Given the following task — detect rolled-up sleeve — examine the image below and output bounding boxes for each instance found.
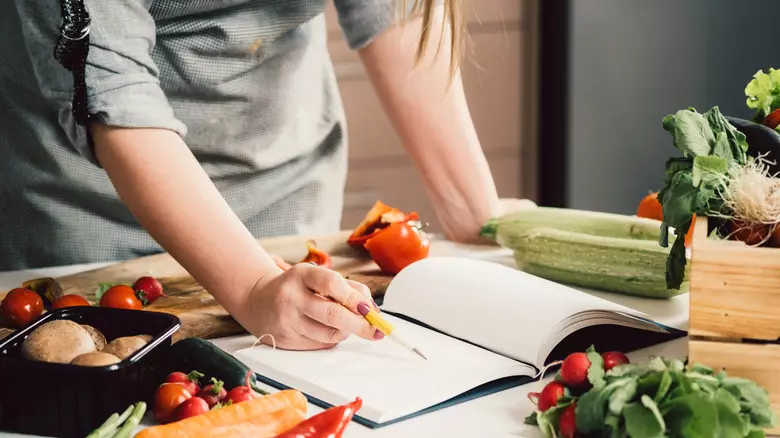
[331,0,396,50]
[16,0,186,166]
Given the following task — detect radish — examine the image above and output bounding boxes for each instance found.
[172,397,210,421]
[225,371,260,404]
[537,381,566,412]
[166,371,204,396]
[559,403,577,438]
[601,351,630,371]
[133,276,165,304]
[198,378,228,408]
[560,352,591,388]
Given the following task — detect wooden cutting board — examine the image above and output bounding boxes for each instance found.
[1,231,399,341]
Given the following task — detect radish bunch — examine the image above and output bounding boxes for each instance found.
[527,346,629,438]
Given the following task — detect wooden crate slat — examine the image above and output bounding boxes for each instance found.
[689,339,780,435]
[689,216,780,340]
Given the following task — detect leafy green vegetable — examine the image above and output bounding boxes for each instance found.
[745,68,780,123]
[586,345,606,389]
[658,106,750,289]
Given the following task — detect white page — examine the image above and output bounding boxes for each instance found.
[380,257,646,366]
[233,313,533,424]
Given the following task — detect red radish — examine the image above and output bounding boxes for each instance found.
[537,381,566,412]
[226,371,259,404]
[559,403,578,438]
[197,378,228,408]
[166,371,203,396]
[560,352,591,388]
[133,276,165,304]
[601,351,630,371]
[172,397,210,421]
[764,108,780,129]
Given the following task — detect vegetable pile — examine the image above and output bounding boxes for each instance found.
[657,69,780,290]
[20,319,151,366]
[86,402,147,438]
[96,275,166,309]
[526,347,777,438]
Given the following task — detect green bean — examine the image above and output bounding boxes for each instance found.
[111,402,147,438]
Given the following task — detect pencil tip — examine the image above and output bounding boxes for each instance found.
[414,348,428,360]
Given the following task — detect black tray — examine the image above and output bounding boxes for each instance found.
[0,306,180,438]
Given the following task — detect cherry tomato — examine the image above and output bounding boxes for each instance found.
[51,294,91,310]
[99,285,143,310]
[764,108,780,129]
[165,371,202,396]
[537,381,566,412]
[1,288,44,328]
[153,383,192,423]
[601,351,630,371]
[172,397,209,421]
[364,222,430,275]
[132,276,165,304]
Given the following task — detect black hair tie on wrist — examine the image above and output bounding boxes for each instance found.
[54,0,92,126]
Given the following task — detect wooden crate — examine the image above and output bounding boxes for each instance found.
[688,216,780,435]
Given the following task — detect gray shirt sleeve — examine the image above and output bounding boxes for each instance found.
[15,0,187,166]
[331,0,396,50]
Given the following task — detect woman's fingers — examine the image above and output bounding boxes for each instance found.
[299,293,379,341]
[295,263,372,315]
[345,279,379,311]
[294,316,350,346]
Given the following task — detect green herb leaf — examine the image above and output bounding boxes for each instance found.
[665,234,688,290]
[537,400,573,438]
[586,345,606,389]
[745,68,780,121]
[608,378,638,416]
[664,393,719,437]
[654,371,672,405]
[666,109,715,157]
[623,396,666,438]
[692,155,728,188]
[524,411,538,426]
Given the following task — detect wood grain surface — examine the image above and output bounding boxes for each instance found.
[1,231,398,341]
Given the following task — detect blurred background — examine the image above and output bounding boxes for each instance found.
[328,0,780,232]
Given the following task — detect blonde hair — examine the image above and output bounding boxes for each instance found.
[398,0,465,76]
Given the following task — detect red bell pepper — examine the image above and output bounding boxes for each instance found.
[274,398,362,438]
[299,240,333,269]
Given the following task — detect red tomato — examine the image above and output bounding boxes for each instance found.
[537,381,566,412]
[364,222,430,275]
[0,288,44,328]
[601,351,630,371]
[172,397,210,421]
[165,371,202,396]
[51,294,91,310]
[559,403,578,438]
[132,276,165,304]
[153,383,192,423]
[636,192,664,222]
[764,108,780,129]
[99,285,143,310]
[560,352,591,389]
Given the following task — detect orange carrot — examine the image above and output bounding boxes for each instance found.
[136,390,307,438]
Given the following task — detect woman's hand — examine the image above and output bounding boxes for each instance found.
[441,198,538,244]
[240,263,383,351]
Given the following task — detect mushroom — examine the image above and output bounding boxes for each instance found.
[80,324,107,350]
[71,352,121,367]
[22,320,96,364]
[101,335,153,360]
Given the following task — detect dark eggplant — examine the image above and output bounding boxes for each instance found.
[726,116,780,174]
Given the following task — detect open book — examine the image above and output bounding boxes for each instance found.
[233,257,685,428]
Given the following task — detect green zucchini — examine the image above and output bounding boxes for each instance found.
[481,207,663,249]
[166,338,265,392]
[511,228,689,299]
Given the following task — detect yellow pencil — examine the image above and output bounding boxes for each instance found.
[363,307,428,360]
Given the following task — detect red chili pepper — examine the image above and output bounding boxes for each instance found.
[299,240,333,269]
[273,397,362,438]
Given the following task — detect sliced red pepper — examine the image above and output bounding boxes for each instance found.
[347,201,395,247]
[299,240,333,269]
[347,207,421,248]
[273,397,362,438]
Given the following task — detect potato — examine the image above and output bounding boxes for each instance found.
[80,325,107,350]
[71,352,121,367]
[101,335,152,360]
[22,320,96,364]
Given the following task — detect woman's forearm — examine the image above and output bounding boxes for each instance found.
[90,124,280,314]
[357,8,501,241]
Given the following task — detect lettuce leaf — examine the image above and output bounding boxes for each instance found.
[745,68,780,122]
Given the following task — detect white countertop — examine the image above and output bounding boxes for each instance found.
[0,250,690,438]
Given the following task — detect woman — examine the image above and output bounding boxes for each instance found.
[0,0,532,349]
